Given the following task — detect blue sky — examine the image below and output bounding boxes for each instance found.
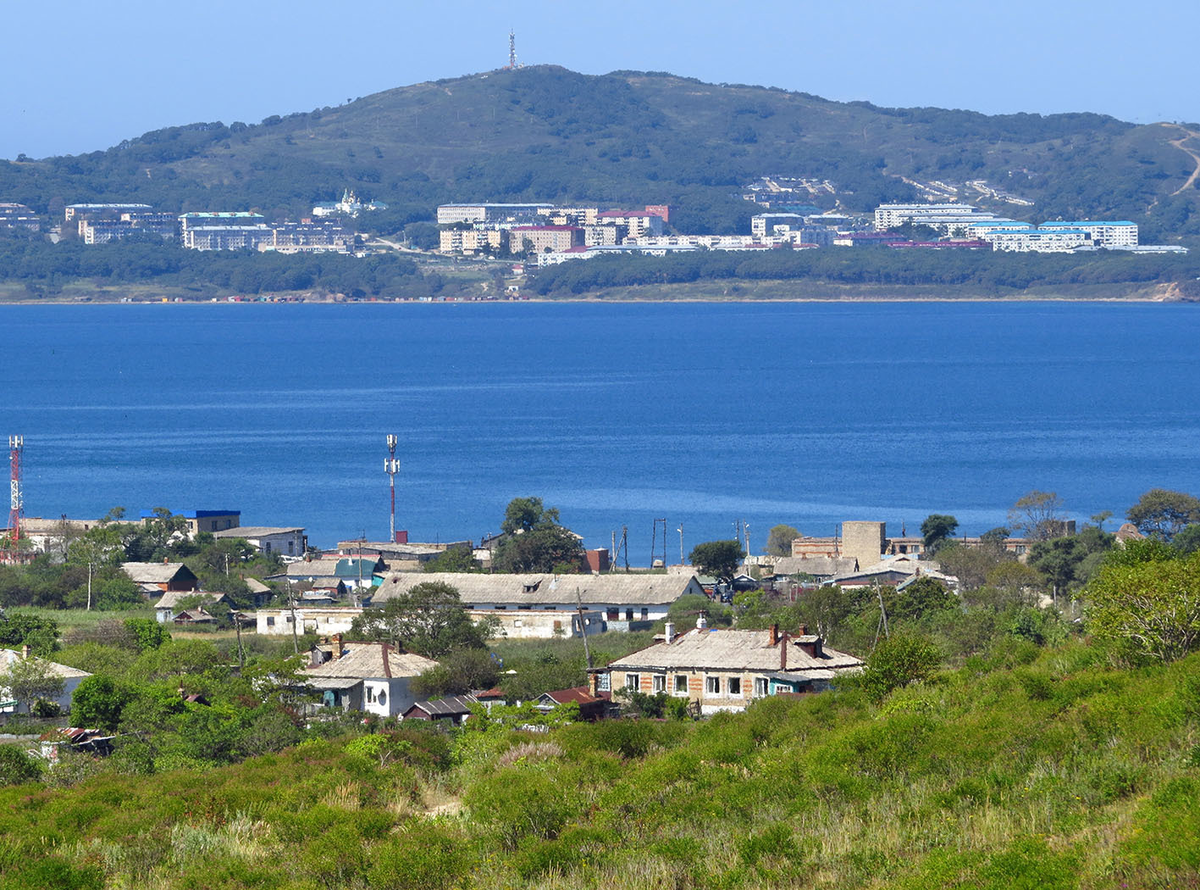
[3,0,1197,160]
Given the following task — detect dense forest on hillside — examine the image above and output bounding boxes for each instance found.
[2,66,1200,240]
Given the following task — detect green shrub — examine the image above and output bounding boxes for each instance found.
[0,745,42,786]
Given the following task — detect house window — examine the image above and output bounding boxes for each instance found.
[728,677,742,696]
[641,608,649,620]
[366,687,375,703]
[607,609,619,621]
[266,616,275,627]
[264,542,272,554]
[652,674,666,693]
[625,608,634,621]
[706,675,721,695]
[513,618,522,627]
[625,673,640,690]
[597,673,611,692]
[754,677,769,697]
[674,674,689,694]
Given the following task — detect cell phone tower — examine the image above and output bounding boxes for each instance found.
[5,435,23,562]
[384,435,400,543]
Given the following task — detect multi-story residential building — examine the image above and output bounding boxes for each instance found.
[179,212,271,250]
[436,203,554,225]
[511,225,584,254]
[266,220,352,254]
[64,203,152,222]
[0,203,41,232]
[987,228,1092,253]
[79,211,178,244]
[438,228,507,255]
[874,203,992,231]
[1037,221,1137,248]
[751,212,807,239]
[597,210,664,239]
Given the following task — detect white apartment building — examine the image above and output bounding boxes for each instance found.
[988,229,1092,252]
[1038,221,1138,248]
[435,203,554,225]
[874,203,990,230]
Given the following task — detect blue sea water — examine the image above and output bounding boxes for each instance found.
[2,301,1198,562]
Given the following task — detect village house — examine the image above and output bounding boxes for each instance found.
[283,556,384,592]
[592,621,863,715]
[533,686,606,721]
[213,526,307,558]
[334,539,474,572]
[303,638,438,718]
[121,561,200,596]
[0,647,91,715]
[401,694,479,725]
[153,591,231,624]
[373,571,705,637]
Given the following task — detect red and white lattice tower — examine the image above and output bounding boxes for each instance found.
[5,435,23,561]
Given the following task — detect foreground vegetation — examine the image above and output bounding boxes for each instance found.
[1,636,1197,890]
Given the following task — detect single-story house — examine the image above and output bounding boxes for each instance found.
[244,577,274,608]
[373,572,705,636]
[154,591,230,623]
[213,525,307,559]
[173,608,216,625]
[335,539,474,571]
[256,606,360,636]
[0,647,91,715]
[825,555,958,590]
[122,561,200,596]
[591,621,863,715]
[303,640,438,718]
[533,686,606,721]
[285,556,385,591]
[402,694,479,725]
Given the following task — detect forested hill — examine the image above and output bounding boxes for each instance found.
[3,65,1200,239]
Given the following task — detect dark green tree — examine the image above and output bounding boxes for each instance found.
[0,745,42,786]
[71,676,131,731]
[858,633,941,701]
[1127,488,1200,541]
[920,514,959,554]
[423,547,478,573]
[350,581,493,658]
[688,540,744,584]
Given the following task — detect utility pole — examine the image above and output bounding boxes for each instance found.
[287,580,299,656]
[385,434,400,543]
[574,586,593,670]
[677,524,684,564]
[4,435,23,564]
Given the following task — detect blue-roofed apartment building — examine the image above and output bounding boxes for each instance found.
[140,509,240,536]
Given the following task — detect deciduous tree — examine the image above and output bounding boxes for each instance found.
[1008,490,1068,541]
[351,581,494,658]
[688,540,744,584]
[1126,488,1200,541]
[1085,551,1200,662]
[765,524,800,558]
[920,514,959,553]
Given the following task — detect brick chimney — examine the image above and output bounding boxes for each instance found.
[769,624,779,646]
[331,633,343,660]
[21,644,31,660]
[779,631,788,670]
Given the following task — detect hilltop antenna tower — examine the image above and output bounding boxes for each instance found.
[384,435,400,543]
[5,436,23,563]
[507,29,519,69]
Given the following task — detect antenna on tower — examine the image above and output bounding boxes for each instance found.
[507,29,519,69]
[4,435,25,565]
[384,434,400,543]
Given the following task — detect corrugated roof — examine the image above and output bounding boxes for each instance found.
[374,572,701,607]
[407,694,478,717]
[212,526,304,538]
[773,556,859,576]
[304,642,438,681]
[122,562,195,584]
[604,628,862,675]
[154,591,229,610]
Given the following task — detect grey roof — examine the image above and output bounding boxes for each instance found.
[304,642,438,682]
[286,559,342,578]
[407,694,478,717]
[772,556,859,577]
[154,591,229,610]
[213,526,304,538]
[122,562,195,584]
[604,627,863,676]
[0,648,91,680]
[246,578,272,594]
[374,572,702,607]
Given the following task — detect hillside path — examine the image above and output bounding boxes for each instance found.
[1165,123,1200,196]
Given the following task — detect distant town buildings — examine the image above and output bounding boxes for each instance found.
[312,189,387,219]
[0,203,41,232]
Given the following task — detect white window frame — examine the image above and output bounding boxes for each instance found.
[674,674,689,695]
[705,675,721,695]
[728,676,742,696]
[625,673,640,691]
[652,674,666,694]
[754,677,769,698]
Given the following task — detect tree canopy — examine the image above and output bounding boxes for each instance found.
[350,581,494,659]
[765,525,800,558]
[1085,549,1200,663]
[688,540,744,584]
[1126,488,1200,541]
[919,514,959,553]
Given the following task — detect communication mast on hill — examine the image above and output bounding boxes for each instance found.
[507,30,521,69]
[384,435,400,543]
[4,435,24,564]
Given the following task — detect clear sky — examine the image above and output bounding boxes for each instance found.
[4,0,1198,161]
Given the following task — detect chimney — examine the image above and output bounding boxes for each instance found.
[21,644,30,660]
[163,556,169,564]
[696,614,708,630]
[664,622,675,644]
[332,633,343,660]
[779,631,789,670]
[769,624,779,647]
[798,624,808,636]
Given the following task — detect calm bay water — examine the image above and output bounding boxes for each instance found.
[2,300,1198,562]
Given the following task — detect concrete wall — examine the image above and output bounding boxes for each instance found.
[842,521,886,570]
